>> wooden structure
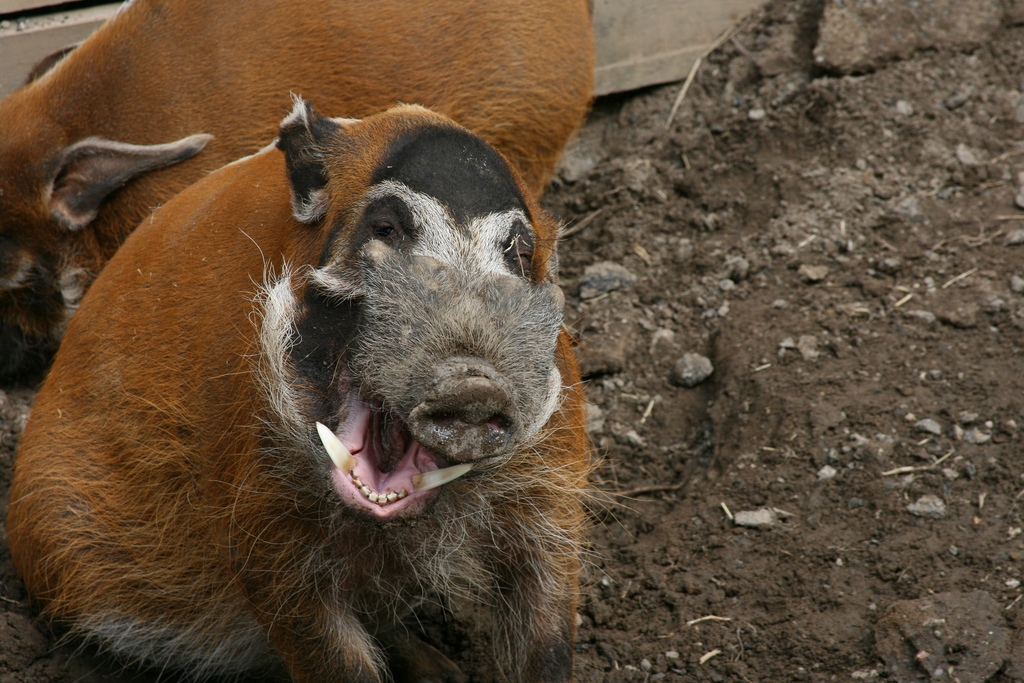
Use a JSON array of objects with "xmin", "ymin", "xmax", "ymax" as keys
[{"xmin": 1, "ymin": 0, "xmax": 765, "ymax": 99}]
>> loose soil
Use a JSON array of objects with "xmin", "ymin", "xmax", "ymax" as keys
[{"xmin": 3, "ymin": 1, "xmax": 1024, "ymax": 680}]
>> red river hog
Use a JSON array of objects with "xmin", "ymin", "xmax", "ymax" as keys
[{"xmin": 7, "ymin": 100, "xmax": 591, "ymax": 683}]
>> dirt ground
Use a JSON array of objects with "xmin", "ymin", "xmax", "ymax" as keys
[{"xmin": 3, "ymin": 0, "xmax": 1024, "ymax": 680}]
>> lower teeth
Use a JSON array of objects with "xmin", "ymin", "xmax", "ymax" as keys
[{"xmin": 351, "ymin": 474, "xmax": 407, "ymax": 506}]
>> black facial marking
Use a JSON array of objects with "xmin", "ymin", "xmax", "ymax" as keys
[
  {"xmin": 371, "ymin": 125, "xmax": 529, "ymax": 226},
  {"xmin": 291, "ymin": 291, "xmax": 361, "ymax": 422}
]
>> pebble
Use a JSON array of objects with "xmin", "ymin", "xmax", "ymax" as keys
[
  {"xmin": 1006, "ymin": 229, "xmax": 1024, "ymax": 246},
  {"xmin": 963, "ymin": 427, "xmax": 992, "ymax": 444},
  {"xmin": 797, "ymin": 335, "xmax": 819, "ymax": 361},
  {"xmin": 945, "ymin": 93, "xmax": 969, "ymax": 110},
  {"xmin": 1011, "ymin": 275, "xmax": 1024, "ymax": 294},
  {"xmin": 734, "ymin": 508, "xmax": 781, "ymax": 529},
  {"xmin": 671, "ymin": 353, "xmax": 714, "ymax": 388},
  {"xmin": 772, "ymin": 298, "xmax": 789, "ymax": 308},
  {"xmin": 620, "ymin": 430, "xmax": 645, "ymax": 448},
  {"xmin": 586, "ymin": 404, "xmax": 605, "ymax": 435},
  {"xmin": 724, "ymin": 255, "xmax": 750, "ymax": 281},
  {"xmin": 876, "ymin": 257, "xmax": 902, "ymax": 274},
  {"xmin": 748, "ymin": 108, "xmax": 766, "ymax": 121},
  {"xmin": 892, "ymin": 196, "xmax": 923, "ymax": 221},
  {"xmin": 955, "ymin": 143, "xmax": 979, "ymax": 165},
  {"xmin": 579, "ymin": 261, "xmax": 637, "ymax": 299},
  {"xmin": 907, "ymin": 494, "xmax": 947, "ymax": 519},
  {"xmin": 903, "ymin": 309, "xmax": 937, "ymax": 324},
  {"xmin": 914, "ymin": 418, "xmax": 942, "ymax": 435},
  {"xmin": 958, "ymin": 411, "xmax": 979, "ymax": 425},
  {"xmin": 817, "ymin": 465, "xmax": 838, "ymax": 480},
  {"xmin": 798, "ymin": 264, "xmax": 829, "ymax": 283},
  {"xmin": 895, "ymin": 100, "xmax": 914, "ymax": 116},
  {"xmin": 717, "ymin": 278, "xmax": 735, "ymax": 292}
]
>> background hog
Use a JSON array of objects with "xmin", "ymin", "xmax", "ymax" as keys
[
  {"xmin": 6, "ymin": 100, "xmax": 590, "ymax": 682},
  {"xmin": 0, "ymin": 0, "xmax": 593, "ymax": 380}
]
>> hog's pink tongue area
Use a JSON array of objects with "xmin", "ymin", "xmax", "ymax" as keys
[{"xmin": 338, "ymin": 397, "xmax": 442, "ymax": 508}]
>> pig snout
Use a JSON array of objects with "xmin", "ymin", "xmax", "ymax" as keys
[{"xmin": 409, "ymin": 358, "xmax": 515, "ymax": 461}]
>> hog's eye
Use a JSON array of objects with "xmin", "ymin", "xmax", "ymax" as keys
[
  {"xmin": 505, "ymin": 237, "xmax": 534, "ymax": 277},
  {"xmin": 372, "ymin": 221, "xmax": 399, "ymax": 239}
]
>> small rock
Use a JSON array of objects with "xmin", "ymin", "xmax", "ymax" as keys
[
  {"xmin": 892, "ymin": 196, "xmax": 924, "ymax": 221},
  {"xmin": 671, "ymin": 353, "xmax": 714, "ymax": 388},
  {"xmin": 937, "ymin": 303, "xmax": 978, "ymax": 329},
  {"xmin": 817, "ymin": 465, "xmax": 838, "ymax": 480},
  {"xmin": 797, "ymin": 335, "xmax": 819, "ymax": 361},
  {"xmin": 956, "ymin": 143, "xmax": 979, "ymax": 165},
  {"xmin": 579, "ymin": 261, "xmax": 638, "ymax": 299},
  {"xmin": 619, "ymin": 430, "xmax": 645, "ymax": 448},
  {"xmin": 734, "ymin": 508, "xmax": 780, "ymax": 529},
  {"xmin": 1010, "ymin": 275, "xmax": 1024, "ymax": 293},
  {"xmin": 798, "ymin": 264, "xmax": 830, "ymax": 283},
  {"xmin": 907, "ymin": 494, "xmax": 947, "ymax": 519},
  {"xmin": 772, "ymin": 298, "xmax": 789, "ymax": 309},
  {"xmin": 717, "ymin": 278, "xmax": 735, "ymax": 292},
  {"xmin": 876, "ymin": 257, "xmax": 902, "ymax": 274},
  {"xmin": 903, "ymin": 309, "xmax": 937, "ymax": 324},
  {"xmin": 640, "ymin": 659, "xmax": 652, "ymax": 672},
  {"xmin": 586, "ymin": 404, "xmax": 605, "ymax": 435},
  {"xmin": 945, "ymin": 93, "xmax": 970, "ymax": 111},
  {"xmin": 724, "ymin": 255, "xmax": 750, "ymax": 282},
  {"xmin": 1006, "ymin": 229, "xmax": 1024, "ymax": 246},
  {"xmin": 963, "ymin": 427, "xmax": 992, "ymax": 444},
  {"xmin": 748, "ymin": 108, "xmax": 766, "ymax": 121},
  {"xmin": 1006, "ymin": 578, "xmax": 1021, "ymax": 589},
  {"xmin": 958, "ymin": 411, "xmax": 979, "ymax": 425},
  {"xmin": 895, "ymin": 100, "xmax": 914, "ymax": 116},
  {"xmin": 915, "ymin": 418, "xmax": 943, "ymax": 435},
  {"xmin": 665, "ymin": 650, "xmax": 679, "ymax": 659}
]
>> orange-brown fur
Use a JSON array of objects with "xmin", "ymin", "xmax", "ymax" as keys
[
  {"xmin": 0, "ymin": 0, "xmax": 593, "ymax": 377},
  {"xmin": 8, "ymin": 106, "xmax": 590, "ymax": 682}
]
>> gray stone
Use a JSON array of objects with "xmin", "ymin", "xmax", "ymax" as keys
[
  {"xmin": 957, "ymin": 143, "xmax": 980, "ymax": 166},
  {"xmin": 1010, "ymin": 275, "xmax": 1024, "ymax": 294},
  {"xmin": 798, "ymin": 264, "xmax": 830, "ymax": 283},
  {"xmin": 907, "ymin": 494, "xmax": 947, "ymax": 519},
  {"xmin": 733, "ymin": 508, "xmax": 780, "ymax": 529},
  {"xmin": 1006, "ymin": 229, "xmax": 1024, "ymax": 246},
  {"xmin": 671, "ymin": 353, "xmax": 714, "ymax": 388},
  {"xmin": 814, "ymin": 0, "xmax": 1001, "ymax": 74},
  {"xmin": 579, "ymin": 261, "xmax": 637, "ymax": 299},
  {"xmin": 903, "ymin": 309, "xmax": 937, "ymax": 324},
  {"xmin": 915, "ymin": 418, "xmax": 943, "ymax": 435},
  {"xmin": 797, "ymin": 335, "xmax": 819, "ymax": 362}
]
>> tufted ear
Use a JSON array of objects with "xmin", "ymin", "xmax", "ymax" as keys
[
  {"xmin": 48, "ymin": 134, "xmax": 212, "ymax": 231},
  {"xmin": 277, "ymin": 97, "xmax": 356, "ymax": 224}
]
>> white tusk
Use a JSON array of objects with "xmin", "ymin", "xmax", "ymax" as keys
[
  {"xmin": 412, "ymin": 463, "xmax": 473, "ymax": 492},
  {"xmin": 316, "ymin": 422, "xmax": 356, "ymax": 474}
]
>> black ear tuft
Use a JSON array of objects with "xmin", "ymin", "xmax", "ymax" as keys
[{"xmin": 277, "ymin": 97, "xmax": 342, "ymax": 224}]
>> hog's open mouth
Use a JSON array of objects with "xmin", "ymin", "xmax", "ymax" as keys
[{"xmin": 315, "ymin": 397, "xmax": 472, "ymax": 519}]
